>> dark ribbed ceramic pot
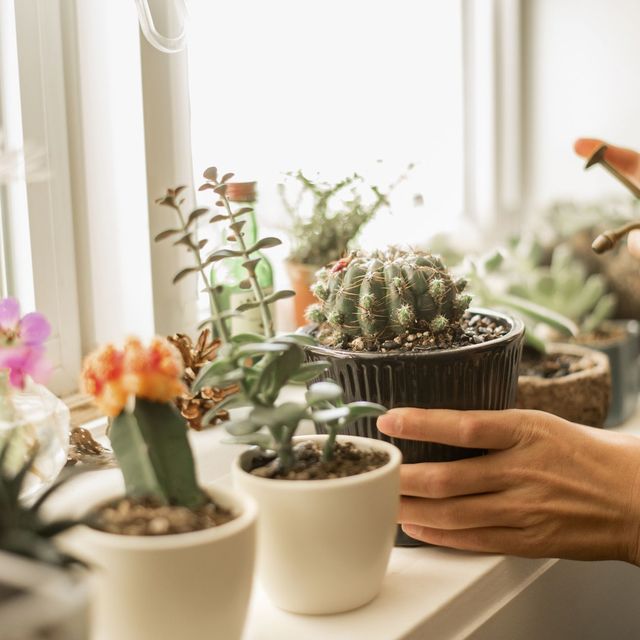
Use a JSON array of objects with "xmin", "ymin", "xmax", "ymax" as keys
[
  {"xmin": 304, "ymin": 308, "xmax": 524, "ymax": 547},
  {"xmin": 303, "ymin": 309, "xmax": 525, "ymax": 464}
]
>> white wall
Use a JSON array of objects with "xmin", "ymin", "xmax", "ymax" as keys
[{"xmin": 523, "ymin": 0, "xmax": 640, "ymax": 209}]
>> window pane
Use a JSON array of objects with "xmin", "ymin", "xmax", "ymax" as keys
[{"xmin": 187, "ymin": 0, "xmax": 464, "ymax": 247}]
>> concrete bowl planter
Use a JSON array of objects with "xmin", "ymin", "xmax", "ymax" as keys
[
  {"xmin": 302, "ymin": 308, "xmax": 525, "ymax": 464},
  {"xmin": 576, "ymin": 319, "xmax": 639, "ymax": 427},
  {"xmin": 233, "ymin": 434, "xmax": 401, "ymax": 615},
  {"xmin": 516, "ymin": 343, "xmax": 611, "ymax": 427},
  {"xmin": 53, "ymin": 470, "xmax": 257, "ymax": 640}
]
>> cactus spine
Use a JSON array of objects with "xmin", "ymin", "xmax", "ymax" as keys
[{"xmin": 308, "ymin": 248, "xmax": 471, "ymax": 345}]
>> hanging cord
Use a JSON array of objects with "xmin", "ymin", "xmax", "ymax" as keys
[{"xmin": 134, "ymin": 0, "xmax": 188, "ymax": 53}]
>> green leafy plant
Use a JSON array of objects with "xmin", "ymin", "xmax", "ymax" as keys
[
  {"xmin": 279, "ymin": 171, "xmax": 399, "ymax": 266},
  {"xmin": 305, "ymin": 247, "xmax": 472, "ymax": 348},
  {"xmin": 0, "ymin": 437, "xmax": 80, "ymax": 567},
  {"xmin": 507, "ymin": 244, "xmax": 617, "ymax": 335},
  {"xmin": 156, "ymin": 166, "xmax": 387, "ymax": 472},
  {"xmin": 465, "ymin": 241, "xmax": 579, "ymax": 352},
  {"xmin": 156, "ymin": 172, "xmax": 296, "ymax": 340}
]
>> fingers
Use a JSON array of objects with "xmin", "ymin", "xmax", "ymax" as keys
[
  {"xmin": 574, "ymin": 137, "xmax": 640, "ymax": 174},
  {"xmin": 399, "ymin": 455, "xmax": 507, "ymax": 498},
  {"xmin": 628, "ymin": 230, "xmax": 640, "ymax": 260},
  {"xmin": 399, "ymin": 493, "xmax": 525, "ymax": 530},
  {"xmin": 377, "ymin": 408, "xmax": 532, "ymax": 450},
  {"xmin": 400, "ymin": 524, "xmax": 536, "ymax": 556}
]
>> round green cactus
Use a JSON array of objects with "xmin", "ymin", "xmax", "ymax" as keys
[{"xmin": 307, "ymin": 248, "xmax": 472, "ymax": 344}]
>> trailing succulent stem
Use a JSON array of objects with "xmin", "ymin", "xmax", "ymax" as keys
[
  {"xmin": 199, "ymin": 167, "xmax": 295, "ymax": 339},
  {"xmin": 155, "ymin": 186, "xmax": 230, "ymax": 343},
  {"xmin": 307, "ymin": 247, "xmax": 471, "ymax": 347}
]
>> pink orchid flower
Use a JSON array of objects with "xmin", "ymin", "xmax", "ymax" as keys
[{"xmin": 0, "ymin": 298, "xmax": 51, "ymax": 389}]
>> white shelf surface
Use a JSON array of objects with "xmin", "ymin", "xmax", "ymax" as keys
[{"xmin": 84, "ymin": 390, "xmax": 640, "ymax": 640}]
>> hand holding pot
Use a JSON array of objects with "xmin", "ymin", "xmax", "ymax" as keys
[{"xmin": 378, "ymin": 408, "xmax": 640, "ymax": 564}]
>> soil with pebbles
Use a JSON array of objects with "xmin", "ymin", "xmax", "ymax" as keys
[
  {"xmin": 318, "ymin": 311, "xmax": 509, "ymax": 353},
  {"xmin": 250, "ymin": 441, "xmax": 389, "ymax": 480},
  {"xmin": 90, "ymin": 496, "xmax": 235, "ymax": 536},
  {"xmin": 519, "ymin": 349, "xmax": 592, "ymax": 379}
]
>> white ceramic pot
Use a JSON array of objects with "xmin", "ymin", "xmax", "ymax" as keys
[
  {"xmin": 232, "ymin": 434, "xmax": 401, "ymax": 615},
  {"xmin": 54, "ymin": 470, "xmax": 257, "ymax": 640}
]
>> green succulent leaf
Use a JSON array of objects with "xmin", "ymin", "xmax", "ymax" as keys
[
  {"xmin": 234, "ymin": 342, "xmax": 289, "ymax": 359},
  {"xmin": 270, "ymin": 332, "xmax": 317, "ymax": 347},
  {"xmin": 203, "ymin": 167, "xmax": 218, "ymax": 182},
  {"xmin": 264, "ymin": 290, "xmax": 295, "ymax": 305},
  {"xmin": 306, "ymin": 381, "xmax": 344, "ymax": 404},
  {"xmin": 207, "ymin": 248, "xmax": 244, "ymax": 261},
  {"xmin": 230, "ymin": 332, "xmax": 267, "ymax": 345},
  {"xmin": 173, "ymin": 267, "xmax": 198, "ymax": 283},
  {"xmin": 253, "ymin": 345, "xmax": 303, "ymax": 403},
  {"xmin": 288, "ymin": 361, "xmax": 330, "ymax": 383},
  {"xmin": 493, "ymin": 293, "xmax": 578, "ymax": 337},
  {"xmin": 154, "ymin": 228, "xmax": 182, "ymax": 242},
  {"xmin": 250, "ymin": 402, "xmax": 308, "ymax": 427},
  {"xmin": 344, "ymin": 401, "xmax": 387, "ymax": 420},
  {"xmin": 312, "ymin": 406, "xmax": 350, "ymax": 423},
  {"xmin": 247, "ymin": 237, "xmax": 282, "ymax": 253},
  {"xmin": 186, "ymin": 208, "xmax": 209, "ymax": 228},
  {"xmin": 235, "ymin": 300, "xmax": 261, "ymax": 312},
  {"xmin": 226, "ymin": 418, "xmax": 260, "ymax": 436}
]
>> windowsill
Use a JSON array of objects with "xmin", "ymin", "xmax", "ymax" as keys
[{"xmin": 77, "ymin": 391, "xmax": 640, "ymax": 639}]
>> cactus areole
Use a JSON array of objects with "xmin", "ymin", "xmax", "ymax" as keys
[{"xmin": 307, "ymin": 248, "xmax": 475, "ymax": 351}]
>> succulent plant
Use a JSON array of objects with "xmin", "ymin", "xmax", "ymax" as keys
[
  {"xmin": 507, "ymin": 244, "xmax": 617, "ymax": 335},
  {"xmin": 0, "ymin": 436, "xmax": 80, "ymax": 567},
  {"xmin": 305, "ymin": 247, "xmax": 472, "ymax": 347},
  {"xmin": 466, "ymin": 242, "xmax": 580, "ymax": 353}
]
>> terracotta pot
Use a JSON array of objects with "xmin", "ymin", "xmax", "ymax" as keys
[
  {"xmin": 54, "ymin": 471, "xmax": 257, "ymax": 640},
  {"xmin": 285, "ymin": 260, "xmax": 321, "ymax": 329},
  {"xmin": 302, "ymin": 308, "xmax": 524, "ymax": 464},
  {"xmin": 577, "ymin": 320, "xmax": 639, "ymax": 427},
  {"xmin": 516, "ymin": 343, "xmax": 611, "ymax": 427},
  {"xmin": 233, "ymin": 434, "xmax": 400, "ymax": 615}
]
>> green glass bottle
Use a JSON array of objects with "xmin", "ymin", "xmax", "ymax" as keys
[{"xmin": 211, "ymin": 181, "xmax": 275, "ymax": 335}]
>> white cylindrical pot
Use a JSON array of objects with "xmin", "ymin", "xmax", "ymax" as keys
[
  {"xmin": 233, "ymin": 434, "xmax": 401, "ymax": 614},
  {"xmin": 54, "ymin": 470, "xmax": 257, "ymax": 640}
]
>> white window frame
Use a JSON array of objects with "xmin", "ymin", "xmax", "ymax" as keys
[{"xmin": 7, "ymin": 0, "xmax": 82, "ymax": 395}]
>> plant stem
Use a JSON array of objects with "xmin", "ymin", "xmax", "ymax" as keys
[
  {"xmin": 322, "ymin": 427, "xmax": 337, "ymax": 462},
  {"xmin": 219, "ymin": 193, "xmax": 275, "ymax": 338},
  {"xmin": 172, "ymin": 203, "xmax": 230, "ymax": 344}
]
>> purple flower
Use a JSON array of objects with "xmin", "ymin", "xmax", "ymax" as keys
[{"xmin": 0, "ymin": 298, "xmax": 51, "ymax": 389}]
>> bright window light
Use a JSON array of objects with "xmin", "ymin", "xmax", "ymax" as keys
[{"xmin": 186, "ymin": 0, "xmax": 464, "ymax": 249}]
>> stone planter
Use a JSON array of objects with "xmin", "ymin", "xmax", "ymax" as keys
[
  {"xmin": 233, "ymin": 434, "xmax": 400, "ymax": 615},
  {"xmin": 54, "ymin": 470, "xmax": 257, "ymax": 640},
  {"xmin": 516, "ymin": 343, "xmax": 611, "ymax": 427}
]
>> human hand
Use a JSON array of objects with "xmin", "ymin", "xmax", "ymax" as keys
[
  {"xmin": 377, "ymin": 408, "xmax": 640, "ymax": 564},
  {"xmin": 574, "ymin": 138, "xmax": 640, "ymax": 259}
]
